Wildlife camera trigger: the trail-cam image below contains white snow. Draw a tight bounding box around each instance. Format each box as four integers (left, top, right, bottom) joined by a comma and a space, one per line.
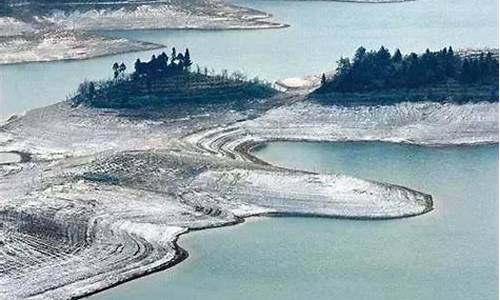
0, 17, 34, 37
244, 101, 499, 145
0, 30, 162, 64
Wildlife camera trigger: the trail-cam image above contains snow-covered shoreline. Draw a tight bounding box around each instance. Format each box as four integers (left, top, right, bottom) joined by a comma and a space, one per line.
36, 2, 287, 31
186, 101, 498, 159
0, 30, 164, 65
1, 93, 497, 299
0, 1, 287, 65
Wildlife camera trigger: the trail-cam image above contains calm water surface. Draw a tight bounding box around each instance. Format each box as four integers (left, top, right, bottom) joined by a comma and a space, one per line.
91, 142, 498, 300
1, 0, 498, 119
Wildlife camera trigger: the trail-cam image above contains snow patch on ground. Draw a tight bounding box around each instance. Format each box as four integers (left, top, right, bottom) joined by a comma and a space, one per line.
0, 30, 162, 64
193, 169, 431, 218
244, 101, 499, 145
275, 75, 322, 93
39, 3, 285, 31
0, 1, 286, 64
0, 17, 35, 37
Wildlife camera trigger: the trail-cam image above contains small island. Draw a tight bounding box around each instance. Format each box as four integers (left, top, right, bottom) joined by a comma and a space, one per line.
73, 48, 277, 109
313, 46, 499, 104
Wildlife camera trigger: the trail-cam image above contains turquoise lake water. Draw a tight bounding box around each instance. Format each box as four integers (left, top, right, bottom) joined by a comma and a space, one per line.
91, 142, 498, 300
0, 0, 498, 119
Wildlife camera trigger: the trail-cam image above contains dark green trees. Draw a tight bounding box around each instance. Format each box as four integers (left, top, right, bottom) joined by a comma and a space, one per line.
170, 47, 177, 67
112, 62, 119, 78
184, 49, 192, 70
133, 48, 193, 77
321, 73, 327, 86
317, 46, 499, 93
392, 49, 403, 63
74, 80, 96, 104
112, 62, 127, 79
119, 63, 126, 74
460, 52, 498, 84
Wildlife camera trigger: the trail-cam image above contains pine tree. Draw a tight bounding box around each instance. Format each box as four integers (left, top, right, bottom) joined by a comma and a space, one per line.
88, 81, 95, 96
354, 46, 367, 64
170, 48, 177, 66
134, 59, 142, 76
392, 49, 403, 63
184, 48, 192, 70
158, 52, 169, 71
176, 53, 184, 71
321, 73, 327, 85
112, 62, 119, 79
148, 55, 157, 74
447, 46, 454, 57
119, 63, 127, 76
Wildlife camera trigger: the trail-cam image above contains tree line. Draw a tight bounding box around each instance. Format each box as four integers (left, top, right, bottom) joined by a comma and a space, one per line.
317, 46, 499, 93
72, 47, 275, 108
133, 48, 192, 78
109, 47, 192, 79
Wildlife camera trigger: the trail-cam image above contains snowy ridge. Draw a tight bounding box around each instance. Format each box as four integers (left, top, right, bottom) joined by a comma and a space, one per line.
40, 3, 286, 31
246, 101, 498, 145
0, 30, 162, 65
186, 101, 498, 162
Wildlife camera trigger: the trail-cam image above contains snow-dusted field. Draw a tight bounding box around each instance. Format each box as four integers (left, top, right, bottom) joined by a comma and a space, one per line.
38, 2, 286, 31
0, 92, 497, 299
0, 17, 35, 38
0, 30, 162, 65
0, 1, 286, 64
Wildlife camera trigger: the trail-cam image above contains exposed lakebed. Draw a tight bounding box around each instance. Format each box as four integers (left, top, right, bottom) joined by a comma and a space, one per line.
91, 142, 498, 300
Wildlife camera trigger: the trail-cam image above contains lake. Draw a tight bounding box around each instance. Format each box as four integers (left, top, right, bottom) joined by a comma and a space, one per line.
91, 142, 498, 300
1, 0, 498, 120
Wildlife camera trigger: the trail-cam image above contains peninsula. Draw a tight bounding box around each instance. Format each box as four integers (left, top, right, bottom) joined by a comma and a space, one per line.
0, 0, 287, 64
0, 47, 497, 299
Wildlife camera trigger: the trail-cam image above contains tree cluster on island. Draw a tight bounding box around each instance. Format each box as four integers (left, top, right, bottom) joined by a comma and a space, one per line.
133, 48, 192, 78
73, 47, 275, 109
109, 48, 192, 79
316, 46, 499, 94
